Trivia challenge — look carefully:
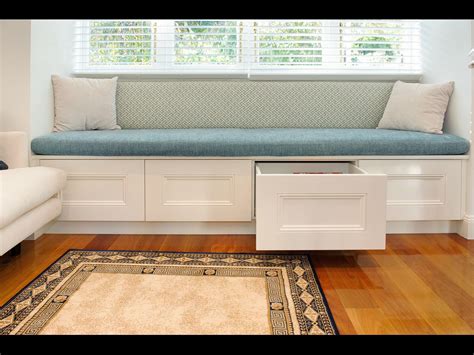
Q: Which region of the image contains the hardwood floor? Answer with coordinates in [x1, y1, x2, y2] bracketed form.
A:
[0, 233, 472, 335]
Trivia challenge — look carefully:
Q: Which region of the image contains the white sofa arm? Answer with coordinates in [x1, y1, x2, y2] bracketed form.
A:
[0, 131, 29, 169]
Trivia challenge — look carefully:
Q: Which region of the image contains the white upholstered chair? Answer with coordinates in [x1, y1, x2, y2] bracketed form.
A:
[0, 131, 66, 256]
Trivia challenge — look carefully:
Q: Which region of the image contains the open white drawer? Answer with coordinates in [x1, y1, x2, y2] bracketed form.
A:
[255, 162, 387, 250]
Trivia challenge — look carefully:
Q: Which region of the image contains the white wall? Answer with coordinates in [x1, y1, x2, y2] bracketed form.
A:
[30, 20, 74, 139]
[0, 20, 74, 139]
[0, 22, 3, 131]
[2, 20, 470, 139]
[0, 20, 31, 134]
[465, 21, 474, 239]
[423, 20, 474, 239]
[421, 20, 472, 139]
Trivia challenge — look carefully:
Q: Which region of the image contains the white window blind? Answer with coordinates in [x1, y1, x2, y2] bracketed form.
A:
[73, 20, 421, 76]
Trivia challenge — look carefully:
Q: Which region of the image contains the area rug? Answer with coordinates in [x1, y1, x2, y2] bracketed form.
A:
[0, 250, 338, 335]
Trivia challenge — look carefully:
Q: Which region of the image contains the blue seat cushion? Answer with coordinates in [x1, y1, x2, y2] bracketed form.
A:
[31, 128, 470, 156]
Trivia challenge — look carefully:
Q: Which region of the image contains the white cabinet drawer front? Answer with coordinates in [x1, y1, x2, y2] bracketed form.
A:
[62, 174, 127, 206]
[256, 162, 386, 250]
[358, 160, 463, 221]
[146, 160, 252, 221]
[162, 175, 235, 206]
[385, 174, 446, 205]
[39, 160, 145, 221]
[278, 193, 367, 231]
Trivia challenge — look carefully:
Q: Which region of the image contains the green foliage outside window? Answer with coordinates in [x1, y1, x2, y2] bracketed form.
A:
[174, 21, 238, 65]
[256, 21, 323, 65]
[89, 20, 152, 66]
[348, 22, 402, 64]
[85, 21, 408, 68]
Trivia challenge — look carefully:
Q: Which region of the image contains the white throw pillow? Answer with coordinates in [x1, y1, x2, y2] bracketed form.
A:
[377, 80, 454, 134]
[52, 75, 121, 132]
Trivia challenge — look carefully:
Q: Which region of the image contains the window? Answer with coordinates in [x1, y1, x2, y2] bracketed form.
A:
[84, 20, 153, 67]
[73, 20, 421, 76]
[174, 20, 239, 66]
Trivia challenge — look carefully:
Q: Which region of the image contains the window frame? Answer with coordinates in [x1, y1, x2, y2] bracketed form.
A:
[73, 20, 422, 81]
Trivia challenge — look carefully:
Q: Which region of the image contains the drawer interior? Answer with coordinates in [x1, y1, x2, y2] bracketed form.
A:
[256, 162, 366, 175]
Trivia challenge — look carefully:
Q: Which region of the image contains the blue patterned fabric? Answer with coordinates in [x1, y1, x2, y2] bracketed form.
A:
[31, 129, 470, 157]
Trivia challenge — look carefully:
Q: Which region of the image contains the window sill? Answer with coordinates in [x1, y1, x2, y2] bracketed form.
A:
[72, 71, 422, 82]
[247, 72, 422, 81]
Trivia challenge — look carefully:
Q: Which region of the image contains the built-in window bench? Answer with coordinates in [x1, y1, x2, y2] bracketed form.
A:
[30, 128, 470, 250]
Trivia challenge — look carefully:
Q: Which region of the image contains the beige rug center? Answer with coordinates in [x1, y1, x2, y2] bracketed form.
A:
[41, 271, 275, 335]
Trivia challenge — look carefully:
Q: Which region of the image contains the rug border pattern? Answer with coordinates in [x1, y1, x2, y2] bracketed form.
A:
[0, 250, 338, 335]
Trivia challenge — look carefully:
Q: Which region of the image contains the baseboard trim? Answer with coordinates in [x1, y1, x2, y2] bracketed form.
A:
[459, 215, 474, 240]
[43, 220, 467, 237]
[386, 220, 461, 235]
[47, 221, 257, 235]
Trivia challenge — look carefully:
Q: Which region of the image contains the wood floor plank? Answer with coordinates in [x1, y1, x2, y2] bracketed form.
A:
[451, 234, 474, 255]
[388, 237, 474, 329]
[397, 236, 474, 292]
[0, 234, 96, 306]
[370, 242, 473, 334]
[310, 254, 358, 334]
[324, 254, 380, 310]
[336, 251, 437, 334]
[312, 250, 437, 334]
[345, 308, 399, 334]
[84, 234, 120, 250]
[0, 233, 472, 334]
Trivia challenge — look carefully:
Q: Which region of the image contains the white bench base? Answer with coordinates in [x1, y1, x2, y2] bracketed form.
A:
[33, 155, 471, 247]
